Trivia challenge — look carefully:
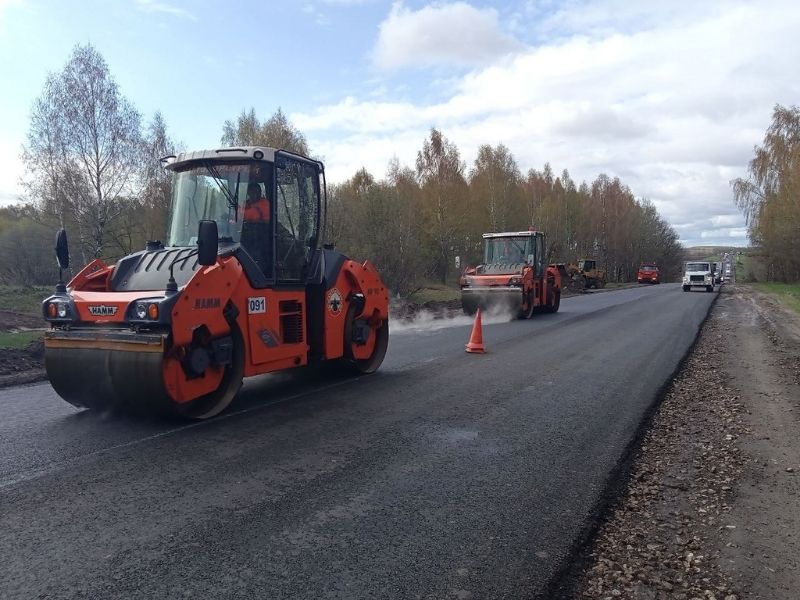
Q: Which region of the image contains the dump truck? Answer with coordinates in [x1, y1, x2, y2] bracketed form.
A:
[42, 147, 389, 419]
[459, 231, 561, 318]
[567, 259, 607, 289]
[637, 262, 660, 284]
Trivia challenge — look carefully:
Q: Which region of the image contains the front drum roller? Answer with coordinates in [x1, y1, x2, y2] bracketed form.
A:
[45, 341, 169, 414]
[173, 327, 245, 419]
[45, 328, 245, 419]
[343, 303, 389, 374]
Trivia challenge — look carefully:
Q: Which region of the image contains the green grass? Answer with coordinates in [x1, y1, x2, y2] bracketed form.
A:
[0, 330, 43, 349]
[407, 283, 461, 304]
[605, 282, 637, 288]
[0, 286, 52, 315]
[753, 282, 800, 315]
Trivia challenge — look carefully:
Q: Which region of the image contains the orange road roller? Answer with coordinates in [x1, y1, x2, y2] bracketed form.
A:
[42, 147, 389, 418]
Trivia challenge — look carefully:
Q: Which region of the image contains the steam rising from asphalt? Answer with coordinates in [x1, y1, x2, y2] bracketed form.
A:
[389, 304, 515, 334]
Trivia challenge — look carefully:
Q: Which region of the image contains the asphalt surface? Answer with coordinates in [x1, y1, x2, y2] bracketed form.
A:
[0, 284, 716, 599]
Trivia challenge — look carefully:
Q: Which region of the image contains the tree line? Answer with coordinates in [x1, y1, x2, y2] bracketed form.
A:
[8, 42, 684, 295]
[322, 131, 684, 294]
[733, 104, 800, 282]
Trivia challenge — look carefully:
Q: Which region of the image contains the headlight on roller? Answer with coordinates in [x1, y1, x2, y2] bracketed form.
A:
[130, 299, 161, 322]
[46, 300, 70, 320]
[135, 302, 147, 320]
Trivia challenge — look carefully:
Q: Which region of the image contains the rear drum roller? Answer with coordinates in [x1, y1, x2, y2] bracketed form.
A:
[543, 285, 561, 313]
[343, 303, 389, 374]
[174, 328, 245, 419]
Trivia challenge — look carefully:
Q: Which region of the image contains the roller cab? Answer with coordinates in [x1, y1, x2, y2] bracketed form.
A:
[43, 147, 389, 418]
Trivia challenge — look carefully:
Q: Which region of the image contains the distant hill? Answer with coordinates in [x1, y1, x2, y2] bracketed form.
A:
[683, 246, 749, 261]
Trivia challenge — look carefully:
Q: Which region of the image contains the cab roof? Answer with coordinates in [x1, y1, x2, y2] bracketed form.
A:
[482, 231, 542, 239]
[162, 147, 320, 171]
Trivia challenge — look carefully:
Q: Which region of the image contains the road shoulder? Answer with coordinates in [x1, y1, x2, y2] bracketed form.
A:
[565, 285, 800, 599]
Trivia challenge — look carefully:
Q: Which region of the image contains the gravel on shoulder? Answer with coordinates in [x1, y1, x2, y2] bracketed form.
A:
[566, 285, 800, 600]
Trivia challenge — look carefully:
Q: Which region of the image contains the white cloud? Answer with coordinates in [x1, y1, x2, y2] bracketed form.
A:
[296, 0, 800, 246]
[373, 2, 522, 70]
[135, 0, 196, 21]
[710, 214, 744, 227]
[302, 3, 329, 26]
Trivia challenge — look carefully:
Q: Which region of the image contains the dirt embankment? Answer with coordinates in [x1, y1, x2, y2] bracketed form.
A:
[564, 285, 800, 599]
[0, 309, 46, 387]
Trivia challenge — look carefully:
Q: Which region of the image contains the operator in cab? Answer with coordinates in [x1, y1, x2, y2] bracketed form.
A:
[244, 182, 270, 222]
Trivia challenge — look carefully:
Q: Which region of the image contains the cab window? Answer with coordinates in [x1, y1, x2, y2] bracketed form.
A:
[275, 155, 320, 281]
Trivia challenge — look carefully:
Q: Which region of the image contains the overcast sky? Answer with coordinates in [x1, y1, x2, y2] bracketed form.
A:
[1, 0, 798, 246]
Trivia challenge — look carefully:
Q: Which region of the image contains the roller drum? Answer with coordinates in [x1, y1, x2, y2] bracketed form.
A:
[44, 331, 173, 415]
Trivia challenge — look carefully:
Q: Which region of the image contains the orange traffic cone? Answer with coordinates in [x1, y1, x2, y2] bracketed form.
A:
[465, 308, 486, 354]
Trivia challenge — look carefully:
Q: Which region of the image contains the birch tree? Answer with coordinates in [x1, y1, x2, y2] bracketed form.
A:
[416, 129, 467, 283]
[22, 43, 143, 262]
[221, 107, 310, 156]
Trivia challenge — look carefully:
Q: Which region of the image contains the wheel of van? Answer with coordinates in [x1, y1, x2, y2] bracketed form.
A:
[706, 285, 713, 293]
[683, 285, 689, 292]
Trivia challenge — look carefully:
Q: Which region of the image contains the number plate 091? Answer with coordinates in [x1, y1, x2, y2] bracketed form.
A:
[248, 297, 266, 314]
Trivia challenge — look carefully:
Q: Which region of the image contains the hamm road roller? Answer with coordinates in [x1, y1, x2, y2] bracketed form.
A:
[459, 231, 561, 318]
[42, 147, 389, 418]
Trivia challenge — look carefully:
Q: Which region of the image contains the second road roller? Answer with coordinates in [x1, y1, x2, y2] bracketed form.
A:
[42, 147, 389, 418]
[459, 230, 562, 318]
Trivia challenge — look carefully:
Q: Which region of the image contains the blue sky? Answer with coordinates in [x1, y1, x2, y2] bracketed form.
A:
[1, 0, 799, 246]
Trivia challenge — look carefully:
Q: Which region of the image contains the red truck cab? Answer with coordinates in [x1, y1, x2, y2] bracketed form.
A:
[637, 263, 660, 284]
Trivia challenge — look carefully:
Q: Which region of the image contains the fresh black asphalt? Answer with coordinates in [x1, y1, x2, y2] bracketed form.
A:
[0, 284, 716, 599]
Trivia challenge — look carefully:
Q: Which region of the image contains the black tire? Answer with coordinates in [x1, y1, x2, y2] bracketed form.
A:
[706, 285, 713, 293]
[176, 327, 245, 420]
[683, 285, 690, 292]
[343, 303, 389, 374]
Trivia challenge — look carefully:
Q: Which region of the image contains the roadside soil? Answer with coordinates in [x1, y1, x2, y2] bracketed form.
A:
[564, 284, 800, 599]
[0, 309, 46, 388]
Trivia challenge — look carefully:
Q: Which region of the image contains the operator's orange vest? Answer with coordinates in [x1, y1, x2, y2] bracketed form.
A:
[244, 198, 270, 222]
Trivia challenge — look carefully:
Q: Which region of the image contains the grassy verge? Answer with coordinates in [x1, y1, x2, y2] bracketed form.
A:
[407, 283, 461, 304]
[753, 282, 800, 315]
[0, 286, 51, 315]
[0, 330, 43, 349]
